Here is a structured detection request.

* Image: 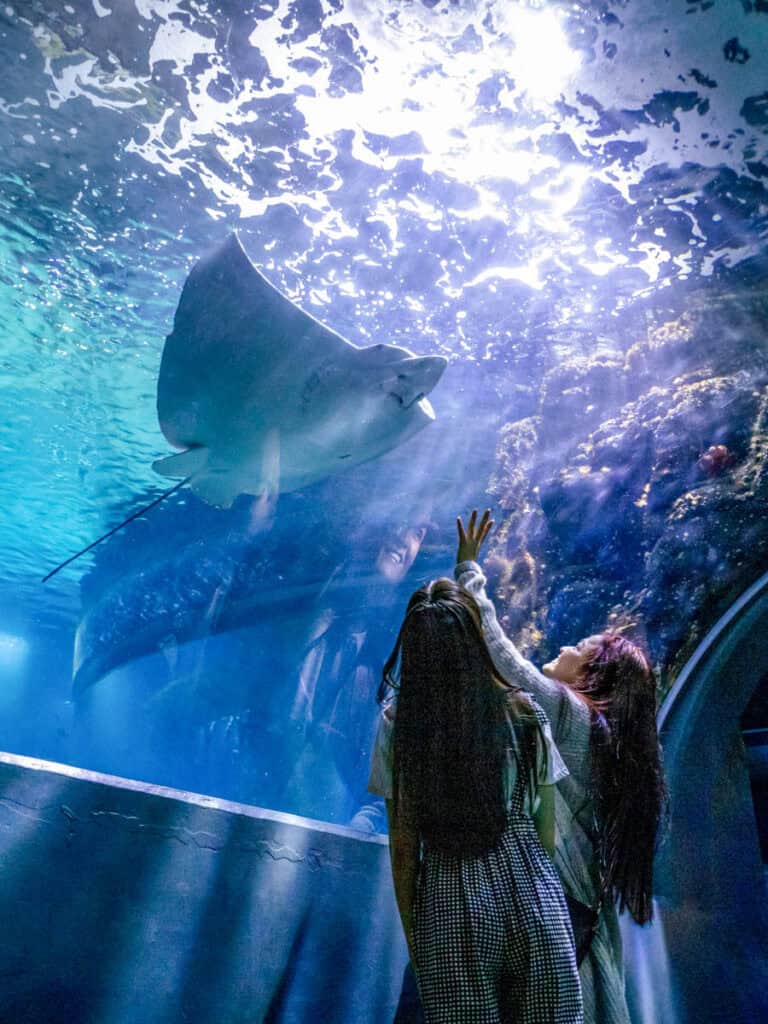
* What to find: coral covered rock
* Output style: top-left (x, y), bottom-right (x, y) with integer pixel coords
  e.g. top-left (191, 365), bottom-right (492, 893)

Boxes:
top-left (487, 290), bottom-right (768, 683)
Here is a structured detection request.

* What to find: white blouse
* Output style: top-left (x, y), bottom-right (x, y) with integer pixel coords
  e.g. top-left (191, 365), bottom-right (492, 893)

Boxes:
top-left (368, 696), bottom-right (568, 817)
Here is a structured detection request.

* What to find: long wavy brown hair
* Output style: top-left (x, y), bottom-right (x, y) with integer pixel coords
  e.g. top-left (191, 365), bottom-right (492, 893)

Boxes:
top-left (379, 578), bottom-right (543, 856)
top-left (570, 633), bottom-right (666, 925)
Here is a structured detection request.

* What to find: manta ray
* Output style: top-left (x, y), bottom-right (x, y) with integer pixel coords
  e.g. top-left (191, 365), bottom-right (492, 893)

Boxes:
top-left (42, 234), bottom-right (447, 581)
top-left (152, 233), bottom-right (447, 508)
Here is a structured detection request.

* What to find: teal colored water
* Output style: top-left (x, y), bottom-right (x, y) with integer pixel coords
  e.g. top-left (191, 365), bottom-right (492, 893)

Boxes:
top-left (0, 0), bottom-right (767, 828)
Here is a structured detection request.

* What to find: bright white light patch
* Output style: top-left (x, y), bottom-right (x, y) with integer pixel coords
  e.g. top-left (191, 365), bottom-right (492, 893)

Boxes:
top-left (0, 632), bottom-right (29, 671)
top-left (495, 6), bottom-right (581, 102)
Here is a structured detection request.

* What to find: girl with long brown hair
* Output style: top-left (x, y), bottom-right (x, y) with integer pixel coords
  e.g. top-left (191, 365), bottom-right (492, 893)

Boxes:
top-left (456, 510), bottom-right (666, 1024)
top-left (369, 578), bottom-right (583, 1024)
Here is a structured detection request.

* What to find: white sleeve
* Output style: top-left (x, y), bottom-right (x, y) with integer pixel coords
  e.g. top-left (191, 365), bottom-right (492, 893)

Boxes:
top-left (538, 714), bottom-right (569, 786)
top-left (367, 707), bottom-right (395, 799)
top-left (455, 560), bottom-right (570, 729)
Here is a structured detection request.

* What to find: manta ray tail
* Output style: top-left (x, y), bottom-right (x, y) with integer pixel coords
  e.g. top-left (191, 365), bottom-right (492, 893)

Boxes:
top-left (42, 477), bottom-right (190, 583)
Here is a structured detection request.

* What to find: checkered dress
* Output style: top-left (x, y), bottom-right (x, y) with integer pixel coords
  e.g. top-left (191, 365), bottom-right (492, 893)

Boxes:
top-left (412, 709), bottom-right (583, 1024)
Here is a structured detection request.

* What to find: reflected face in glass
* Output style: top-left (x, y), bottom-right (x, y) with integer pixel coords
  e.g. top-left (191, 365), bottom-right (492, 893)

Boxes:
top-left (375, 524), bottom-right (428, 583)
top-left (543, 635), bottom-right (601, 684)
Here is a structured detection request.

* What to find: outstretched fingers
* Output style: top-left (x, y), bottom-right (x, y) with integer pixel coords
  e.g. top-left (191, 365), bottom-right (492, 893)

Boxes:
top-left (466, 508), bottom-right (492, 542)
top-left (456, 508), bottom-right (494, 561)
top-left (479, 509), bottom-right (494, 544)
top-left (457, 515), bottom-right (467, 544)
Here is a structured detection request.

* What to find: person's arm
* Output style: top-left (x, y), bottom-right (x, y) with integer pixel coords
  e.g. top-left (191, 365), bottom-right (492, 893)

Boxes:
top-left (386, 796), bottom-right (420, 964)
top-left (456, 510), bottom-right (565, 725)
top-left (534, 783), bottom-right (556, 856)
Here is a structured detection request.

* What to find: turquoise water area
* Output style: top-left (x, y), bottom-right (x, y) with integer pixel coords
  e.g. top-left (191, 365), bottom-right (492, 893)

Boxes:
top-left (0, 0), bottom-right (767, 840)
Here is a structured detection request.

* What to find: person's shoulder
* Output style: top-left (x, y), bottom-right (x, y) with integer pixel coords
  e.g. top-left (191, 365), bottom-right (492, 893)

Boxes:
top-left (544, 683), bottom-right (592, 752)
top-left (528, 669), bottom-right (591, 722)
top-left (371, 700), bottom-right (396, 761)
top-left (381, 697), bottom-right (397, 726)
top-left (558, 683), bottom-right (592, 723)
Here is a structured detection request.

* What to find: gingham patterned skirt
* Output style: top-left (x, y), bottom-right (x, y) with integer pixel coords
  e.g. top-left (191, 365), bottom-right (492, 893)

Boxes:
top-left (412, 795), bottom-right (583, 1023)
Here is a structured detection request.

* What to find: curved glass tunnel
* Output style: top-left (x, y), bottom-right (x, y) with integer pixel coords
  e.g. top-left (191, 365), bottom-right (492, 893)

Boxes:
top-left (1, 1), bottom-right (768, 1021)
top-left (622, 572), bottom-right (768, 1024)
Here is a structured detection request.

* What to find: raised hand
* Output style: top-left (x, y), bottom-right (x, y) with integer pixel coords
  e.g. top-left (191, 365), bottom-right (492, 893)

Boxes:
top-left (456, 508), bottom-right (494, 564)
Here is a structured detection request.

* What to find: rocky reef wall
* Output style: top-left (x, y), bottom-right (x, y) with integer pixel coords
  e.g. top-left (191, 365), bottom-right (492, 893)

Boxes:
top-left (485, 287), bottom-right (768, 687)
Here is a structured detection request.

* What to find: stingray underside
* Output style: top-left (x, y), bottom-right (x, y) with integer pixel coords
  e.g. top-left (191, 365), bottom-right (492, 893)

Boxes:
top-left (154, 233), bottom-right (446, 506)
top-left (156, 233), bottom-right (356, 451)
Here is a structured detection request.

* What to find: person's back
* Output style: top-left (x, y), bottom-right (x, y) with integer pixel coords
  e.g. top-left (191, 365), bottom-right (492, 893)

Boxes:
top-left (455, 510), bottom-right (666, 1024)
top-left (369, 578), bottom-right (583, 1024)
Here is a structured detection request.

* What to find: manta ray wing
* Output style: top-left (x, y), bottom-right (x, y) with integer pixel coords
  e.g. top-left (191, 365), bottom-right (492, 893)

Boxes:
top-left (154, 233), bottom-right (447, 507)
top-left (157, 233), bottom-right (354, 450)
top-left (43, 237), bottom-right (446, 581)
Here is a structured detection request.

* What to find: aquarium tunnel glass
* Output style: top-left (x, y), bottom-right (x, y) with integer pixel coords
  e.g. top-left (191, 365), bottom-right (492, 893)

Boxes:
top-left (1, 1), bottom-right (768, 1021)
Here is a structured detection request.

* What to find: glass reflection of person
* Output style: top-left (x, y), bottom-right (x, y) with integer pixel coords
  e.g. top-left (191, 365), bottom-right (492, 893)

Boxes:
top-left (455, 510), bottom-right (666, 1024)
top-left (374, 522), bottom-right (428, 583)
top-left (280, 516), bottom-right (430, 829)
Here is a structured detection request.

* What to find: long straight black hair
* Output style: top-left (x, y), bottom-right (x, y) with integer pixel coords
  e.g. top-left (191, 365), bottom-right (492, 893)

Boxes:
top-left (571, 633), bottom-right (666, 925)
top-left (379, 578), bottom-right (543, 856)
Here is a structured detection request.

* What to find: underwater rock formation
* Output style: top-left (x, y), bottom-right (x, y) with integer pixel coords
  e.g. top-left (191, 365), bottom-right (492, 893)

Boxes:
top-left (697, 444), bottom-right (736, 476)
top-left (487, 289), bottom-right (768, 684)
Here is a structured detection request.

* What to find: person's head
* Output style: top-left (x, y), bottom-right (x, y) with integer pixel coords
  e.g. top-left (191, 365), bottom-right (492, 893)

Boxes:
top-left (381, 578), bottom-right (540, 856)
top-left (374, 520), bottom-right (429, 583)
top-left (381, 578), bottom-right (489, 703)
top-left (542, 636), bottom-right (600, 685)
top-left (546, 630), bottom-right (664, 925)
top-left (543, 632), bottom-right (654, 711)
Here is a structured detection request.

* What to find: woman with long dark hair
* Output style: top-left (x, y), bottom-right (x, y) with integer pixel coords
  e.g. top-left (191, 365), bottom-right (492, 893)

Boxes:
top-left (455, 510), bottom-right (666, 1024)
top-left (369, 578), bottom-right (583, 1024)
